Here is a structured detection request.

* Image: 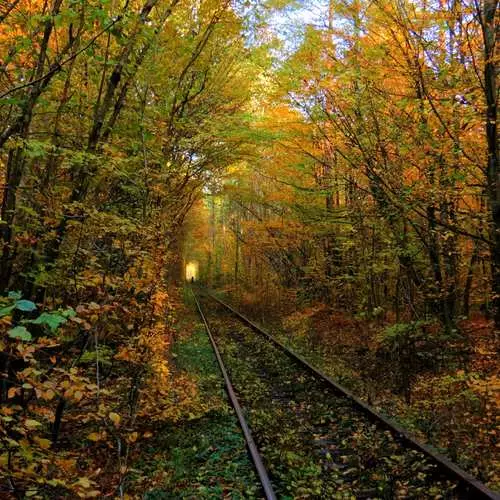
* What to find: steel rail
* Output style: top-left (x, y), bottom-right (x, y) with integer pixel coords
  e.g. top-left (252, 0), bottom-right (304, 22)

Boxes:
top-left (192, 290), bottom-right (277, 500)
top-left (204, 289), bottom-right (500, 500)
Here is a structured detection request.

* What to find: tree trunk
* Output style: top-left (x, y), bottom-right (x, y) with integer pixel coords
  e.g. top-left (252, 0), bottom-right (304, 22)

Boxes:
top-left (463, 242), bottom-right (479, 317)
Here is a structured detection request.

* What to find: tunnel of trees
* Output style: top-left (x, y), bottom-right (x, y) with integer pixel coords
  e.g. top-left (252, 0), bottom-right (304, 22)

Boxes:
top-left (0, 0), bottom-right (498, 496)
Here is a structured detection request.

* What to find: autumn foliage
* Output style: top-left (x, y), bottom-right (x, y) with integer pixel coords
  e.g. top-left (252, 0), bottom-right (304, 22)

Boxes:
top-left (0, 0), bottom-right (499, 496)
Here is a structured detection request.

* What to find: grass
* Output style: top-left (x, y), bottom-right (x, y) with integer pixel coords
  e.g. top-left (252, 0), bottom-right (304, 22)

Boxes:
top-left (131, 293), bottom-right (261, 499)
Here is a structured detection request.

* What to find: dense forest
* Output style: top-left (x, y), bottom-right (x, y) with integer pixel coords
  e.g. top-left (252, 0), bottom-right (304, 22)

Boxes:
top-left (0, 0), bottom-right (498, 497)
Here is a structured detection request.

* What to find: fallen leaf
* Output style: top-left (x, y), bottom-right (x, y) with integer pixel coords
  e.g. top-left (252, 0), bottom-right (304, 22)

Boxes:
top-left (109, 412), bottom-right (121, 426)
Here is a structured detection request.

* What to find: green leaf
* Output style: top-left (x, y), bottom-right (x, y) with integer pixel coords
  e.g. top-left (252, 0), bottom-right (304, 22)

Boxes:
top-left (8, 291), bottom-right (22, 300)
top-left (30, 312), bottom-right (67, 331)
top-left (0, 304), bottom-right (15, 317)
top-left (0, 97), bottom-right (22, 106)
top-left (15, 300), bottom-right (37, 312)
top-left (8, 326), bottom-right (32, 341)
top-left (62, 307), bottom-right (76, 318)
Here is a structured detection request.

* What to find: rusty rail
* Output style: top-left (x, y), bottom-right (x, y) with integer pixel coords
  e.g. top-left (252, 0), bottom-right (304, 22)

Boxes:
top-left (192, 290), bottom-right (277, 500)
top-left (204, 289), bottom-right (499, 500)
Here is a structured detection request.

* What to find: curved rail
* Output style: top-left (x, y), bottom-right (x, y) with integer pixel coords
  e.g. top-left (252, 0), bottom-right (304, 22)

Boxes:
top-left (192, 290), bottom-right (277, 500)
top-left (203, 289), bottom-right (499, 500)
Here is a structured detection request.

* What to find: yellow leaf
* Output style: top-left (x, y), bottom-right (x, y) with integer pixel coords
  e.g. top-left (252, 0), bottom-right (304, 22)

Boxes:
top-left (36, 438), bottom-right (51, 449)
top-left (76, 477), bottom-right (91, 488)
top-left (24, 419), bottom-right (42, 429)
top-left (7, 387), bottom-right (18, 399)
top-left (128, 432), bottom-right (138, 443)
top-left (87, 433), bottom-right (101, 442)
top-left (109, 412), bottom-right (121, 426)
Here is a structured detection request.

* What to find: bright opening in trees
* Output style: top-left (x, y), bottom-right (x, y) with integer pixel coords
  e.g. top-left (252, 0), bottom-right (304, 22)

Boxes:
top-left (185, 261), bottom-right (199, 281)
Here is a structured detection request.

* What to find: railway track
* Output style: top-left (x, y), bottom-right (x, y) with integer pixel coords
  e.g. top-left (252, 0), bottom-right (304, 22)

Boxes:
top-left (192, 288), bottom-right (499, 500)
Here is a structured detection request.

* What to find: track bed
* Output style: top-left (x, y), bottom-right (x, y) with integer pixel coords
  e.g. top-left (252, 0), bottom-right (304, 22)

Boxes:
top-left (194, 290), bottom-right (498, 500)
top-left (199, 296), bottom-right (465, 499)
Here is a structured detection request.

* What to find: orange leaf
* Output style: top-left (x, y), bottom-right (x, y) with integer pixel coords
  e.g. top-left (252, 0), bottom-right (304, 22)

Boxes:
top-left (7, 387), bottom-right (18, 399)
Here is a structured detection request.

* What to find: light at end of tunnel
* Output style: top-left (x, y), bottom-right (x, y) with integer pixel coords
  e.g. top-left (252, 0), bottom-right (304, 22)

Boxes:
top-left (185, 261), bottom-right (199, 281)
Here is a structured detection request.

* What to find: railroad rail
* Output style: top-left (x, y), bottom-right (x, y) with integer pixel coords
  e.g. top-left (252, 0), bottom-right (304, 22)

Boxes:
top-left (192, 290), bottom-right (277, 500)
top-left (193, 287), bottom-right (499, 500)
